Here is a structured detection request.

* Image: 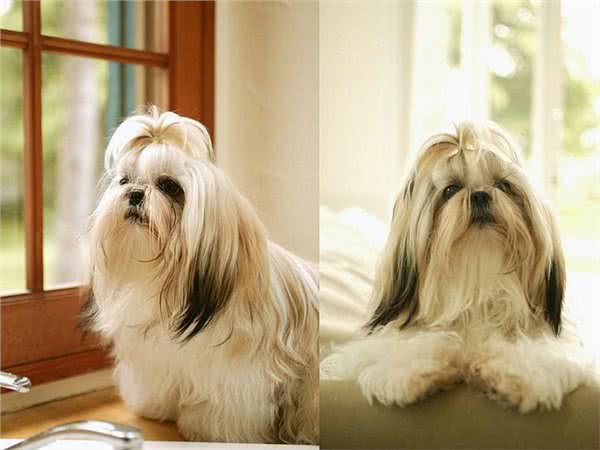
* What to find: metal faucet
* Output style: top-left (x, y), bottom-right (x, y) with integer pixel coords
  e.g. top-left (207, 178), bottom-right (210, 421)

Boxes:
top-left (4, 421), bottom-right (143, 450)
top-left (1, 370), bottom-right (143, 449)
top-left (0, 371), bottom-right (31, 393)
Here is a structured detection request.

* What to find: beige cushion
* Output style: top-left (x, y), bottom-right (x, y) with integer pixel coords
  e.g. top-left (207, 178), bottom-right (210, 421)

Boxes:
top-left (320, 379), bottom-right (600, 449)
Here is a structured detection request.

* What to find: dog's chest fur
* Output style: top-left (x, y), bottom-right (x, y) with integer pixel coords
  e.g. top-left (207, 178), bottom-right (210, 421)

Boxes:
top-left (110, 317), bottom-right (277, 437)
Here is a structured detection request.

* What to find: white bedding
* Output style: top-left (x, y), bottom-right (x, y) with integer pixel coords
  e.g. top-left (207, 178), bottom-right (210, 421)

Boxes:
top-left (319, 207), bottom-right (387, 356)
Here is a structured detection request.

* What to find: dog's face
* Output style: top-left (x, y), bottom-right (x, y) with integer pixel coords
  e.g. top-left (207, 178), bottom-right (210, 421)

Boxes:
top-left (367, 122), bottom-right (565, 336)
top-left (425, 141), bottom-right (536, 268)
top-left (87, 108), bottom-right (248, 341)
top-left (91, 122), bottom-right (211, 287)
top-left (95, 145), bottom-right (188, 249)
top-left (92, 108), bottom-right (216, 266)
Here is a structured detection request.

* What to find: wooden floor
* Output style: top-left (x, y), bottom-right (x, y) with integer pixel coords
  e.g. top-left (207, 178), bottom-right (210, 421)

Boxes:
top-left (0, 387), bottom-right (183, 441)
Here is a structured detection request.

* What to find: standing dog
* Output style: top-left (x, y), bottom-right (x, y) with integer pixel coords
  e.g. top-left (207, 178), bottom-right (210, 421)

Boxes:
top-left (83, 107), bottom-right (319, 443)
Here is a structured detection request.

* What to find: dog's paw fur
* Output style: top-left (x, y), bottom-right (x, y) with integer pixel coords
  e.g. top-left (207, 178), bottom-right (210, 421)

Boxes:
top-left (358, 361), bottom-right (461, 407)
top-left (465, 340), bottom-right (590, 413)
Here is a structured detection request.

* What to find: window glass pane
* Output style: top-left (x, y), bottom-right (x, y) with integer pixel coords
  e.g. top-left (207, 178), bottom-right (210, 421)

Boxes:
top-left (560, 0), bottom-right (600, 361)
top-left (0, 0), bottom-right (22, 31)
top-left (0, 48), bottom-right (25, 295)
top-left (490, 0), bottom-right (537, 157)
top-left (409, 0), bottom-right (462, 157)
top-left (41, 0), bottom-right (168, 53)
top-left (42, 53), bottom-right (167, 289)
top-left (559, 0), bottom-right (600, 273)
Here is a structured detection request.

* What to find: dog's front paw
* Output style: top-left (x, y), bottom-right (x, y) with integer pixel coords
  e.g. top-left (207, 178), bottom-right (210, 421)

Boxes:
top-left (357, 363), bottom-right (461, 407)
top-left (467, 356), bottom-right (576, 413)
top-left (320, 353), bottom-right (348, 380)
top-left (118, 387), bottom-right (177, 421)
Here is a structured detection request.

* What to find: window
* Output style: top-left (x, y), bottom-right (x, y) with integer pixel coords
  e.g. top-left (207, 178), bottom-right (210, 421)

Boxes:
top-left (1, 0), bottom-right (214, 385)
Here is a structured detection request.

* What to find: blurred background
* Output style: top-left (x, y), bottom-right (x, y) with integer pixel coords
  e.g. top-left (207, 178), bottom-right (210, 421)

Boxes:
top-left (320, 0), bottom-right (599, 357)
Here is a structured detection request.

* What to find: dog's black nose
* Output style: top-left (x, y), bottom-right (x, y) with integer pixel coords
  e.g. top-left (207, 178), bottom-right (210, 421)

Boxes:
top-left (471, 191), bottom-right (491, 207)
top-left (129, 190), bottom-right (144, 206)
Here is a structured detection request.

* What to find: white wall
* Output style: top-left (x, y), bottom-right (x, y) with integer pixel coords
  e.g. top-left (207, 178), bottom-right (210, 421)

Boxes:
top-left (319, 1), bottom-right (459, 221)
top-left (319, 1), bottom-right (408, 221)
top-left (215, 1), bottom-right (318, 262)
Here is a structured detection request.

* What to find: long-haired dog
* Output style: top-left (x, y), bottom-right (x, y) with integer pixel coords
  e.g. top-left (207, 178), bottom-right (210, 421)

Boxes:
top-left (82, 107), bottom-right (319, 443)
top-left (322, 122), bottom-right (592, 412)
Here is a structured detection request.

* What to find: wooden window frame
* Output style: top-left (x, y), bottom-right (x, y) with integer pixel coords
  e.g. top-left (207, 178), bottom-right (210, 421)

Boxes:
top-left (0, 0), bottom-right (214, 387)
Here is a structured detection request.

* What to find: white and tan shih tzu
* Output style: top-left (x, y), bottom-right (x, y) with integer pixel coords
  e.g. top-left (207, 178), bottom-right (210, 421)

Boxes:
top-left (81, 107), bottom-right (319, 444)
top-left (322, 121), bottom-right (593, 412)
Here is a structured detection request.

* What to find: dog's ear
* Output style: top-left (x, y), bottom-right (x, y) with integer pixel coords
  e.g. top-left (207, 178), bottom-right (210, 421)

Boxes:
top-left (528, 200), bottom-right (566, 336)
top-left (174, 246), bottom-right (238, 343)
top-left (171, 164), bottom-right (241, 343)
top-left (365, 176), bottom-right (419, 333)
top-left (543, 250), bottom-right (565, 336)
top-left (78, 281), bottom-right (97, 337)
top-left (173, 168), bottom-right (267, 343)
top-left (364, 248), bottom-right (419, 333)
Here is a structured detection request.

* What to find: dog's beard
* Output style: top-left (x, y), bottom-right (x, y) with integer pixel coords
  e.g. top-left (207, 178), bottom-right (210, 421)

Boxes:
top-left (92, 210), bottom-right (163, 281)
top-left (124, 206), bottom-right (148, 225)
top-left (89, 189), bottom-right (189, 319)
top-left (471, 204), bottom-right (494, 225)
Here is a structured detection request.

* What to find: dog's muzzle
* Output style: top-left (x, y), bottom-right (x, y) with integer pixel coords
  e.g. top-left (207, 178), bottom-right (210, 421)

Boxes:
top-left (124, 207), bottom-right (147, 224)
top-left (471, 191), bottom-right (493, 225)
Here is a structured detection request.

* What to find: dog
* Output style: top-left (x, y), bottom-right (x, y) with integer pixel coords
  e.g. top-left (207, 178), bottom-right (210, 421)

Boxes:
top-left (321, 121), bottom-right (591, 412)
top-left (82, 107), bottom-right (319, 443)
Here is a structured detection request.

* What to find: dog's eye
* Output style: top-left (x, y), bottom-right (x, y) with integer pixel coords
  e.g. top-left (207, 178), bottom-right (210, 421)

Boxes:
top-left (443, 184), bottom-right (461, 200)
top-left (157, 178), bottom-right (182, 196)
top-left (495, 180), bottom-right (511, 193)
top-left (119, 177), bottom-right (129, 186)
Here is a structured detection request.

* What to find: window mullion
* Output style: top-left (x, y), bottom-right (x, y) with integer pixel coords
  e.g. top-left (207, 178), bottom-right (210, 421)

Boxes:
top-left (0, 29), bottom-right (29, 49)
top-left (531, 1), bottom-right (562, 199)
top-left (22, 0), bottom-right (44, 293)
top-left (168, 1), bottom-right (214, 136)
top-left (460, 1), bottom-right (491, 122)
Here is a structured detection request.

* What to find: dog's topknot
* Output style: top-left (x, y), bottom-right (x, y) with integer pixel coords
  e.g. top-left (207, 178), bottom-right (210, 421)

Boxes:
top-left (417, 121), bottom-right (523, 166)
top-left (104, 105), bottom-right (214, 170)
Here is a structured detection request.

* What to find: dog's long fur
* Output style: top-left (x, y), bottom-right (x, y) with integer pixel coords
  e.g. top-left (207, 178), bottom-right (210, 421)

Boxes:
top-left (83, 107), bottom-right (319, 444)
top-left (321, 122), bottom-right (592, 412)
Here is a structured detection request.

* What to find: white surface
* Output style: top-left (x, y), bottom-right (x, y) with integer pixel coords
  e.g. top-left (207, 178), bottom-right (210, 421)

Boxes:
top-left (0, 440), bottom-right (316, 450)
top-left (320, 1), bottom-right (405, 220)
